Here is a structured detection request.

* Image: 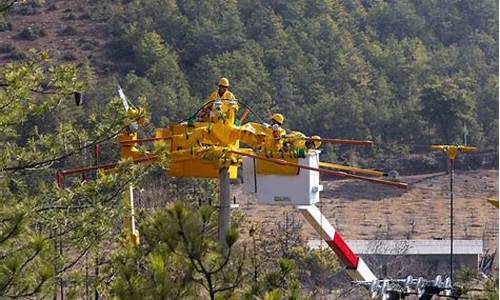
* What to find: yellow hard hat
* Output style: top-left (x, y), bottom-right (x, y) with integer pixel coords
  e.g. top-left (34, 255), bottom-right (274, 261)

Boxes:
top-left (127, 107), bottom-right (146, 126)
top-left (271, 113), bottom-right (284, 125)
top-left (312, 135), bottom-right (321, 148)
top-left (219, 77), bottom-right (229, 87)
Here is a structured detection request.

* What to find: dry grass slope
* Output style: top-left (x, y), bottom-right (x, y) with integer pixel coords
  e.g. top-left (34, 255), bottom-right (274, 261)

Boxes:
top-left (237, 169), bottom-right (498, 266)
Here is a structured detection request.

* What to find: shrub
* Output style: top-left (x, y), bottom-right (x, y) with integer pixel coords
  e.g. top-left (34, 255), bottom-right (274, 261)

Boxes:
top-left (80, 42), bottom-right (96, 51)
top-left (78, 38), bottom-right (99, 51)
top-left (78, 38), bottom-right (98, 46)
top-left (0, 21), bottom-right (12, 32)
top-left (0, 43), bottom-right (16, 54)
top-left (6, 48), bottom-right (27, 60)
top-left (29, 0), bottom-right (44, 8)
top-left (78, 13), bottom-right (91, 20)
top-left (62, 52), bottom-right (77, 61)
top-left (63, 13), bottom-right (77, 21)
top-left (12, 0), bottom-right (45, 15)
top-left (0, 42), bottom-right (25, 60)
top-left (17, 25), bottom-right (46, 40)
top-left (46, 4), bottom-right (57, 11)
top-left (60, 26), bottom-right (77, 36)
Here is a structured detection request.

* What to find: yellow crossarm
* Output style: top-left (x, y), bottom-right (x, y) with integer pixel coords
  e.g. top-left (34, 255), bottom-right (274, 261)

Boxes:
top-left (487, 198), bottom-right (499, 209)
top-left (319, 162), bottom-right (385, 177)
top-left (431, 145), bottom-right (478, 153)
top-left (431, 145), bottom-right (478, 160)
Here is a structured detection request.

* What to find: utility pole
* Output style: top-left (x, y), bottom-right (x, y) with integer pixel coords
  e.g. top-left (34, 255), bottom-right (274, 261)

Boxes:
top-left (432, 144), bottom-right (477, 284)
top-left (123, 184), bottom-right (140, 246)
top-left (449, 157), bottom-right (455, 284)
top-left (59, 238), bottom-right (63, 300)
top-left (93, 144), bottom-right (100, 300)
top-left (463, 123), bottom-right (468, 145)
top-left (85, 253), bottom-right (89, 300)
top-left (218, 167), bottom-right (231, 248)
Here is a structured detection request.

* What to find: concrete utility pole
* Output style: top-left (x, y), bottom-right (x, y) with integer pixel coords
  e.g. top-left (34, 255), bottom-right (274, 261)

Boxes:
top-left (448, 157), bottom-right (455, 283)
top-left (218, 167), bottom-right (231, 248)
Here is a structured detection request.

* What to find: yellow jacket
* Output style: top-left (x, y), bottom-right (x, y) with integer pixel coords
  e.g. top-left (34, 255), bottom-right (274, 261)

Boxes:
top-left (207, 90), bottom-right (236, 102)
top-left (198, 90), bottom-right (238, 123)
top-left (284, 131), bottom-right (306, 149)
top-left (241, 122), bottom-right (286, 152)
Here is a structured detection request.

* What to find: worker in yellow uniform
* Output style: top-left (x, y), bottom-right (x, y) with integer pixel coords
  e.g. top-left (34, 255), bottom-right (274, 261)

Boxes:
top-left (268, 113), bottom-right (286, 139)
top-left (258, 113), bottom-right (287, 153)
top-left (197, 77), bottom-right (238, 124)
top-left (283, 131), bottom-right (321, 152)
top-left (305, 135), bottom-right (322, 149)
top-left (283, 131), bottom-right (306, 151)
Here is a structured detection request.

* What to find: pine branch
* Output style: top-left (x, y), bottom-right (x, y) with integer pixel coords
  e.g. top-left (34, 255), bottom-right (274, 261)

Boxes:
top-left (58, 243), bottom-right (92, 274)
top-left (1, 125), bottom-right (125, 172)
top-left (0, 0), bottom-right (18, 13)
top-left (0, 247), bottom-right (42, 295)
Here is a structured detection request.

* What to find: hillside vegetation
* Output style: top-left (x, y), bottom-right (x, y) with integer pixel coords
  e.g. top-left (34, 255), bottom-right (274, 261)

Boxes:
top-left (1, 0), bottom-right (498, 148)
top-left (106, 0), bottom-right (499, 149)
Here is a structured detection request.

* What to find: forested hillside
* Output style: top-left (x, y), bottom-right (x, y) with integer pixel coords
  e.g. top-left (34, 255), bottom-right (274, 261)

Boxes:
top-left (108, 0), bottom-right (498, 148)
top-left (1, 0), bottom-right (498, 149)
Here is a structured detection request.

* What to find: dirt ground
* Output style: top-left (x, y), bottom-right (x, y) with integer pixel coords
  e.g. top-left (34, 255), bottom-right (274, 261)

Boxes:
top-left (234, 168), bottom-right (499, 269)
top-left (0, 0), bottom-right (112, 72)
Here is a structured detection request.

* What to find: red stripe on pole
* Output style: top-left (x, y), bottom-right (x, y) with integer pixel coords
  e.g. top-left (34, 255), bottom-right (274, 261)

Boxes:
top-left (56, 171), bottom-right (62, 189)
top-left (327, 233), bottom-right (359, 269)
top-left (94, 144), bottom-right (101, 162)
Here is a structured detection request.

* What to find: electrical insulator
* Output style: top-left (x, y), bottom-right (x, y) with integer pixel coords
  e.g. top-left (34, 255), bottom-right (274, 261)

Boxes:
top-left (214, 100), bottom-right (222, 110)
top-left (416, 277), bottom-right (426, 298)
